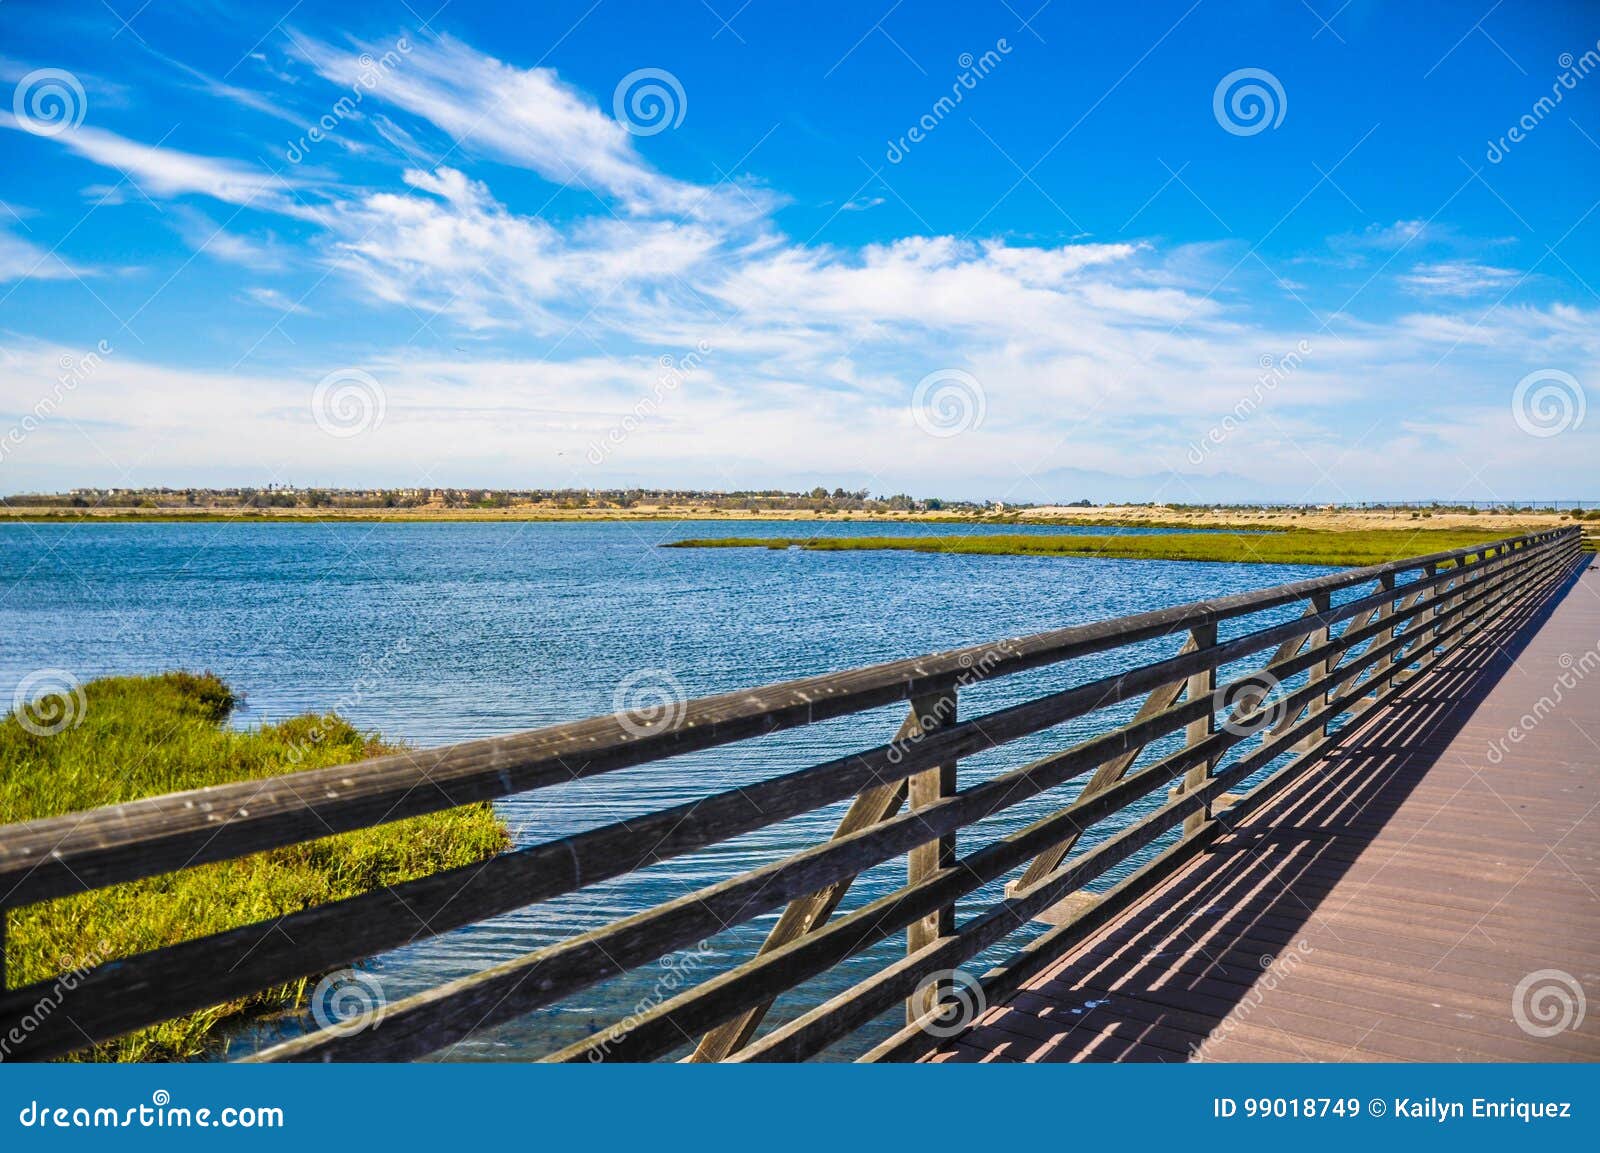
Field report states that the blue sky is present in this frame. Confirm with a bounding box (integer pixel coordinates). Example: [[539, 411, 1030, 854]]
[[1, 0, 1596, 501]]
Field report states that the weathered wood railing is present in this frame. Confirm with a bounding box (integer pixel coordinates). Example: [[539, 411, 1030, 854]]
[[0, 526, 1582, 1062]]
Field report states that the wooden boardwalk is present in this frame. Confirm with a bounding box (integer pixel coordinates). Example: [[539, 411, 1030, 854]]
[[929, 562, 1600, 1063]]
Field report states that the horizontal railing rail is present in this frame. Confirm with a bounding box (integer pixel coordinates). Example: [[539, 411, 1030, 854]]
[[0, 525, 1581, 1062]]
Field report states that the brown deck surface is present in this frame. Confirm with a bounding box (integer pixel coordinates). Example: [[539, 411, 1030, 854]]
[[930, 559, 1600, 1063]]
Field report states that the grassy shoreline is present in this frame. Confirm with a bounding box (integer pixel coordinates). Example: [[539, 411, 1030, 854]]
[[1, 672, 509, 1061], [664, 529, 1520, 567]]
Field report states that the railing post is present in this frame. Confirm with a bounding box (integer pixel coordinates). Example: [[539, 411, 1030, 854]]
[[907, 688, 958, 1022], [1470, 545, 1510, 645], [1371, 572, 1399, 695], [1441, 552, 1478, 653], [1295, 590, 1334, 752], [1416, 560, 1441, 668], [1456, 544, 1507, 651], [1181, 621, 1218, 838], [695, 692, 941, 1060], [1435, 557, 1464, 648], [1009, 636, 1202, 895]]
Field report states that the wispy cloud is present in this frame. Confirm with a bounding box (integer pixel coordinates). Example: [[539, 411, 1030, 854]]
[[169, 207, 291, 269], [0, 227, 85, 282], [239, 285, 306, 313], [292, 31, 775, 223], [329, 165, 719, 333], [136, 43, 305, 127], [4, 119, 316, 219], [1399, 260, 1521, 297], [1339, 219, 1434, 251]]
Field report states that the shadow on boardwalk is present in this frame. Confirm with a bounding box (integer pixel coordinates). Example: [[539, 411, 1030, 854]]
[[936, 558, 1600, 1063]]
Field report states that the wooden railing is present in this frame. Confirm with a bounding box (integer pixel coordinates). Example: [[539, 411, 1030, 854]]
[[0, 526, 1582, 1062]]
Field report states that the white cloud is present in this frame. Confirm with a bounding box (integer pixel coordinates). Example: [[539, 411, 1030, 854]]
[[368, 113, 432, 164], [1399, 260, 1521, 297], [1350, 219, 1431, 249], [1, 328, 1592, 502], [139, 44, 305, 127], [169, 208, 290, 269], [294, 32, 772, 223], [239, 286, 306, 313], [329, 164, 761, 339], [0, 228, 84, 282], [3, 119, 316, 220]]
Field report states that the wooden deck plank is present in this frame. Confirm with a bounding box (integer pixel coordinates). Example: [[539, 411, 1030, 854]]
[[1083, 907, 1599, 980], [929, 560, 1600, 1063]]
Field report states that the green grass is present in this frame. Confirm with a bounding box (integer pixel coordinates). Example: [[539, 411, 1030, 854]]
[[664, 529, 1512, 567], [0, 671, 509, 1061]]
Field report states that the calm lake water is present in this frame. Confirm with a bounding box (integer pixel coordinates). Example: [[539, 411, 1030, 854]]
[[0, 520, 1334, 1061]]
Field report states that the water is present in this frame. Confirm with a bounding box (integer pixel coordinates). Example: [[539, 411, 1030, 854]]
[[0, 520, 1335, 1060]]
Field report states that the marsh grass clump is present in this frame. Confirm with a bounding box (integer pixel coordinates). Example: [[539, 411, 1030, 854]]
[[663, 529, 1513, 568], [0, 671, 509, 1061]]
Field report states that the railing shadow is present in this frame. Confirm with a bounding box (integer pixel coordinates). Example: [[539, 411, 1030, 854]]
[[957, 556, 1587, 1062]]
